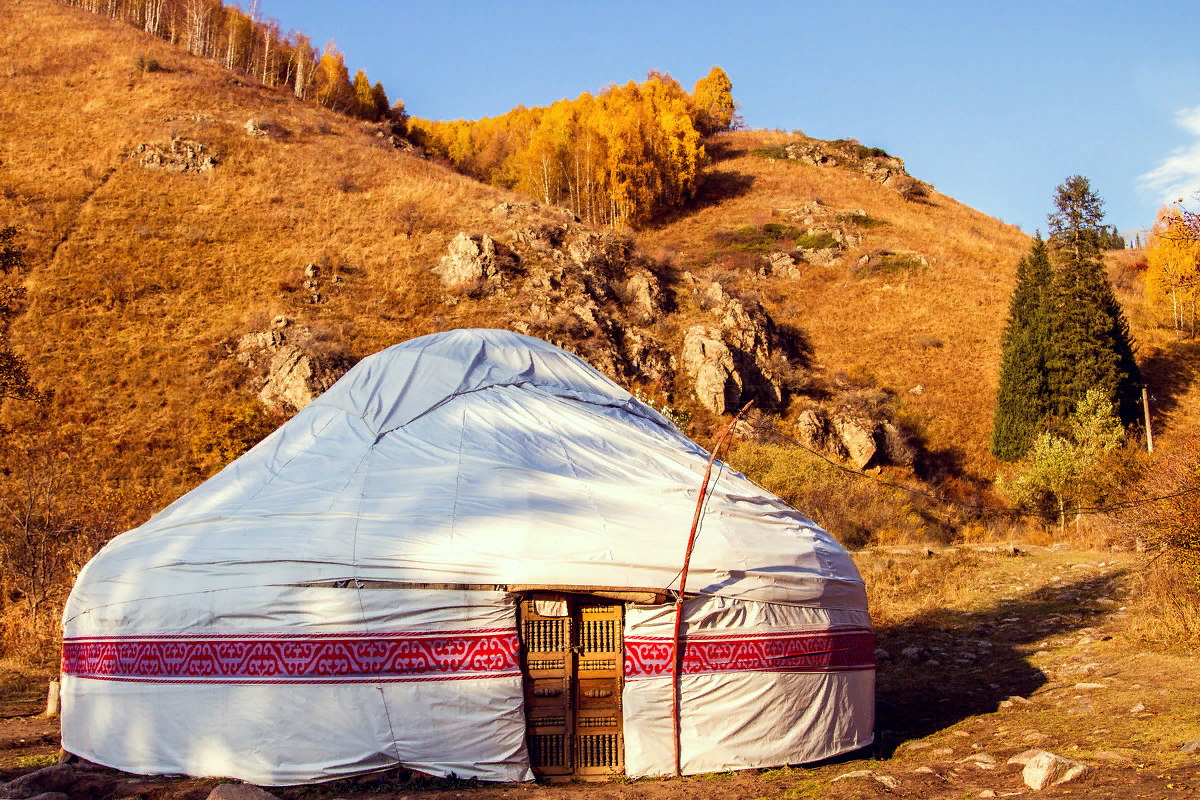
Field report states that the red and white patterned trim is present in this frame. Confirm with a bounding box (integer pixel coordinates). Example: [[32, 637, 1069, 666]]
[[61, 629, 521, 684], [623, 627, 874, 680]]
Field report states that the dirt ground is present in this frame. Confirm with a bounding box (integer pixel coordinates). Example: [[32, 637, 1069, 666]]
[[2, 546, 1198, 799]]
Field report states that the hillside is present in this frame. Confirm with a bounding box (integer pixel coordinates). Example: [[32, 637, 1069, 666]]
[[638, 131, 1031, 479], [1, 0, 1191, 562]]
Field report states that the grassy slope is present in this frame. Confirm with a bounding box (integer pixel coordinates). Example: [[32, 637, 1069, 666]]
[[2, 0, 1193, 518], [0, 0, 518, 496], [640, 131, 1031, 479]]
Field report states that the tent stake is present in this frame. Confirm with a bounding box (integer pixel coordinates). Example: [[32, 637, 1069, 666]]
[[670, 400, 754, 777]]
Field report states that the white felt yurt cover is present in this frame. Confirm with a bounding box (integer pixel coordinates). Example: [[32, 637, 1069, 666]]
[[61, 328, 873, 784]]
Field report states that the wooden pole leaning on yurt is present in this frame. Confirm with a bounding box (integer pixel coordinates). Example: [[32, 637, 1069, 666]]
[[670, 400, 754, 777]]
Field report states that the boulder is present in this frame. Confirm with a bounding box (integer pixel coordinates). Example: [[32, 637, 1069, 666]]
[[432, 232, 500, 286], [258, 345, 336, 413], [793, 408, 847, 459], [244, 119, 267, 137], [682, 326, 740, 414], [833, 416, 877, 469], [130, 139, 216, 172], [567, 231, 629, 274], [798, 246, 840, 267], [762, 251, 801, 279], [3, 765, 76, 798], [235, 329, 352, 413], [1022, 751, 1091, 791], [624, 270, 663, 318]]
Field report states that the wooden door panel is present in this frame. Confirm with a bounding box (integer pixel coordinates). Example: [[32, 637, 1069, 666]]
[[520, 596, 624, 779]]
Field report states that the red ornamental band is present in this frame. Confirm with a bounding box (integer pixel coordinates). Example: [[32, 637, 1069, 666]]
[[61, 630, 522, 684], [623, 627, 875, 679]]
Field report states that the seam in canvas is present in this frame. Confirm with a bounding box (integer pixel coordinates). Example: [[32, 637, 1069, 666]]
[[447, 403, 468, 550], [240, 415, 337, 507]]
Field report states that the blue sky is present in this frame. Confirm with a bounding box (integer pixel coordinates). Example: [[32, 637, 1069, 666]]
[[259, 0, 1200, 239]]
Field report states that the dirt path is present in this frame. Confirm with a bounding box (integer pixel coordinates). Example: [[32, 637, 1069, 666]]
[[3, 547, 1198, 799]]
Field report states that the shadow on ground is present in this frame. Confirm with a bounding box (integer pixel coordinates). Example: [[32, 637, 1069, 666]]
[[1140, 339, 1200, 429], [650, 170, 757, 228], [871, 567, 1130, 756]]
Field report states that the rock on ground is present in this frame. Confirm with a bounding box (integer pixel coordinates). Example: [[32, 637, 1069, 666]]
[[1022, 751, 1092, 791], [2, 765, 76, 799]]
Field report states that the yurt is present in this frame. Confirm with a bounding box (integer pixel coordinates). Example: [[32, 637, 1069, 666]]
[[61, 328, 874, 785]]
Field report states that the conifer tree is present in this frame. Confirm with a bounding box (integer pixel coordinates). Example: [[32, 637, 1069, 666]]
[[1044, 176, 1141, 428], [991, 236, 1053, 461]]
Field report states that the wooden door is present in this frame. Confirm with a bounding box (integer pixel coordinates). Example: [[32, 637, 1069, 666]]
[[520, 595, 624, 779]]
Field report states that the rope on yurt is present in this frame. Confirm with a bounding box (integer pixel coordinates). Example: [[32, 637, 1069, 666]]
[[670, 399, 755, 777]]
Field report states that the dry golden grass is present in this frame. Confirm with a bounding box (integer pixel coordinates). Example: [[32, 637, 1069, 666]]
[[640, 130, 1031, 480], [0, 0, 522, 500]]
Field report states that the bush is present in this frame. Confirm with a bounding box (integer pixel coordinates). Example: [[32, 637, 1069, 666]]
[[189, 400, 284, 478], [828, 139, 890, 160], [897, 176, 932, 202], [835, 211, 889, 229], [728, 442, 937, 548], [750, 145, 787, 160], [793, 231, 838, 250], [1119, 433, 1200, 588], [714, 223, 804, 254], [134, 54, 160, 73]]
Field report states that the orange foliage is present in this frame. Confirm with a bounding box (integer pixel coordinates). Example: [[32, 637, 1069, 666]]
[[409, 69, 733, 228]]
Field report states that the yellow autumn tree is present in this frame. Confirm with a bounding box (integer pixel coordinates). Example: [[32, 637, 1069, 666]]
[[410, 69, 713, 228], [690, 66, 737, 136], [1146, 205, 1200, 338], [314, 41, 353, 113]]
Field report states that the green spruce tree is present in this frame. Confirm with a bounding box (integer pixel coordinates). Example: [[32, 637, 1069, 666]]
[[1043, 176, 1141, 428], [991, 235, 1054, 461]]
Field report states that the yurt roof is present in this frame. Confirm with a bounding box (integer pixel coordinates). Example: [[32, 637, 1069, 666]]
[[66, 329, 866, 625]]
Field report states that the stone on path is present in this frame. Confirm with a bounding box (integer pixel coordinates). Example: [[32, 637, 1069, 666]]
[[1022, 751, 1092, 791]]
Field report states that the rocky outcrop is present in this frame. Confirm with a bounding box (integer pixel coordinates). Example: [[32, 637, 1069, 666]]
[[789, 404, 914, 470], [623, 269, 663, 319], [234, 327, 355, 413], [682, 326, 740, 414], [777, 138, 926, 198], [130, 138, 216, 172], [783, 140, 836, 167], [685, 279, 799, 411], [760, 250, 802, 279], [433, 233, 513, 286]]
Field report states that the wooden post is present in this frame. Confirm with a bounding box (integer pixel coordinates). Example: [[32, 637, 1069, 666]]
[[670, 400, 753, 777], [45, 680, 59, 717], [1143, 387, 1154, 454]]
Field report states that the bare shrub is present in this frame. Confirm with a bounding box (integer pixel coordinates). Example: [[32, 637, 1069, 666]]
[[912, 334, 943, 350]]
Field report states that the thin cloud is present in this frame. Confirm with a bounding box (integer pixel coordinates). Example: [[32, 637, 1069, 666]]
[[1140, 105, 1200, 205]]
